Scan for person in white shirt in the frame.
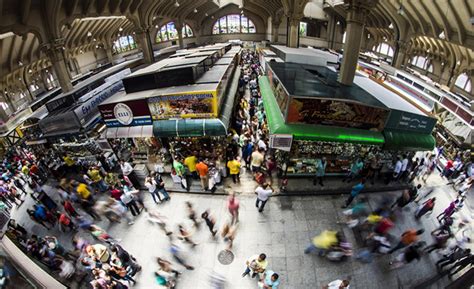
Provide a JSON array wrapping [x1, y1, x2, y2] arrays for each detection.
[[120, 160, 140, 189], [400, 155, 409, 180], [392, 157, 402, 182], [144, 176, 161, 204], [257, 138, 267, 151], [255, 183, 274, 213], [324, 279, 350, 289]]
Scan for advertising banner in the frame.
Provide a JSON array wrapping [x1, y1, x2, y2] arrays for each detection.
[[267, 68, 289, 115], [287, 97, 389, 131], [74, 81, 124, 125], [148, 91, 217, 120], [99, 99, 152, 127], [385, 110, 437, 134]]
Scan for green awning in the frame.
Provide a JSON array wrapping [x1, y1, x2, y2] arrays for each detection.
[[153, 118, 227, 137], [153, 70, 240, 138], [383, 130, 435, 151], [259, 76, 385, 145]]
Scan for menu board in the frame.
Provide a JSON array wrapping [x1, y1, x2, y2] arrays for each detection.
[[287, 97, 389, 131], [148, 91, 217, 120]]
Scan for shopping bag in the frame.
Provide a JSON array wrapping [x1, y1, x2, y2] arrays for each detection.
[[181, 177, 188, 189]]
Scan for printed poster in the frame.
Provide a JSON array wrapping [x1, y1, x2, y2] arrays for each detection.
[[148, 91, 217, 119]]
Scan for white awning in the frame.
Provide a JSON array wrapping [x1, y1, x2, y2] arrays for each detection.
[[104, 125, 153, 139]]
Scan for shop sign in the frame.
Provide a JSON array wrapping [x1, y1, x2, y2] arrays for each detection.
[[385, 110, 437, 134], [99, 99, 152, 127], [270, 134, 293, 151], [287, 97, 389, 131], [74, 81, 124, 123], [114, 103, 134, 125], [148, 91, 218, 120]]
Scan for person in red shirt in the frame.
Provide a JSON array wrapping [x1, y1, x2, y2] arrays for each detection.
[[442, 160, 453, 178], [58, 212, 76, 232], [195, 159, 209, 191], [110, 186, 122, 201], [374, 217, 394, 235], [415, 197, 436, 219], [63, 200, 79, 217]]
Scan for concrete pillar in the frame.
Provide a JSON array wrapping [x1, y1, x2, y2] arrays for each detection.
[[175, 22, 185, 49], [136, 28, 155, 64], [338, 1, 375, 86], [327, 14, 337, 49], [104, 45, 114, 65], [44, 40, 73, 92], [393, 41, 407, 69], [287, 17, 301, 48], [272, 20, 281, 43]]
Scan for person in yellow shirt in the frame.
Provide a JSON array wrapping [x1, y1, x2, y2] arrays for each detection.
[[88, 166, 108, 192], [184, 153, 198, 179], [76, 183, 91, 200], [227, 156, 241, 183]]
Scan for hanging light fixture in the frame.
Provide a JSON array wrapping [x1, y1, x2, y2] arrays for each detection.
[[87, 31, 92, 37], [174, 0, 180, 7], [119, 27, 123, 32], [194, 8, 198, 13]]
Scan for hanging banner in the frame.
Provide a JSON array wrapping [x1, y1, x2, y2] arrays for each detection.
[[148, 91, 218, 120], [99, 99, 152, 127], [287, 97, 389, 131]]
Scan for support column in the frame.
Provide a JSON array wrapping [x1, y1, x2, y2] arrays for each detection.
[[104, 44, 114, 65], [393, 41, 407, 69], [272, 20, 281, 43], [175, 22, 185, 49], [43, 40, 73, 92], [327, 14, 337, 49], [338, 0, 376, 86], [136, 28, 155, 64], [287, 17, 301, 48]]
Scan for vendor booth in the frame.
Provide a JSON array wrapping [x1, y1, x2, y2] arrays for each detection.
[[261, 60, 437, 177], [99, 44, 241, 174]]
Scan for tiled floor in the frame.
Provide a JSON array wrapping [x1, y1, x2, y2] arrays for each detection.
[[9, 172, 472, 289]]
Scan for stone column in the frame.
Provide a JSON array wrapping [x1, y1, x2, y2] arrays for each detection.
[[136, 28, 155, 64], [272, 20, 281, 43], [175, 22, 185, 49], [104, 44, 114, 65], [338, 0, 376, 86], [43, 39, 73, 92], [287, 16, 301, 48], [326, 14, 337, 49], [393, 41, 407, 69]]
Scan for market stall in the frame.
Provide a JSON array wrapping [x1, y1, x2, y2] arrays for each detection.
[[262, 59, 437, 177]]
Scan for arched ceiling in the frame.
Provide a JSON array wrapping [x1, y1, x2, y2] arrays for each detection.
[[0, 0, 472, 93]]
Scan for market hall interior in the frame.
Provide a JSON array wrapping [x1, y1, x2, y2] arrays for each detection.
[[0, 0, 473, 289]]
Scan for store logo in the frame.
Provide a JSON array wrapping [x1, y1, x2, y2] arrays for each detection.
[[114, 103, 133, 125]]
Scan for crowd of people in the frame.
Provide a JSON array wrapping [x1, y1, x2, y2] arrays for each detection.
[[0, 49, 472, 289]]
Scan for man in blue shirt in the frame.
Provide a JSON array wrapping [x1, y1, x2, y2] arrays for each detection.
[[342, 178, 365, 208], [261, 270, 280, 289]]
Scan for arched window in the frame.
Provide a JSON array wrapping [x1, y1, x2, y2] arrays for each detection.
[[374, 42, 394, 57], [212, 14, 256, 34], [455, 72, 472, 92], [156, 22, 194, 43], [113, 35, 137, 54], [410, 56, 431, 71]]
